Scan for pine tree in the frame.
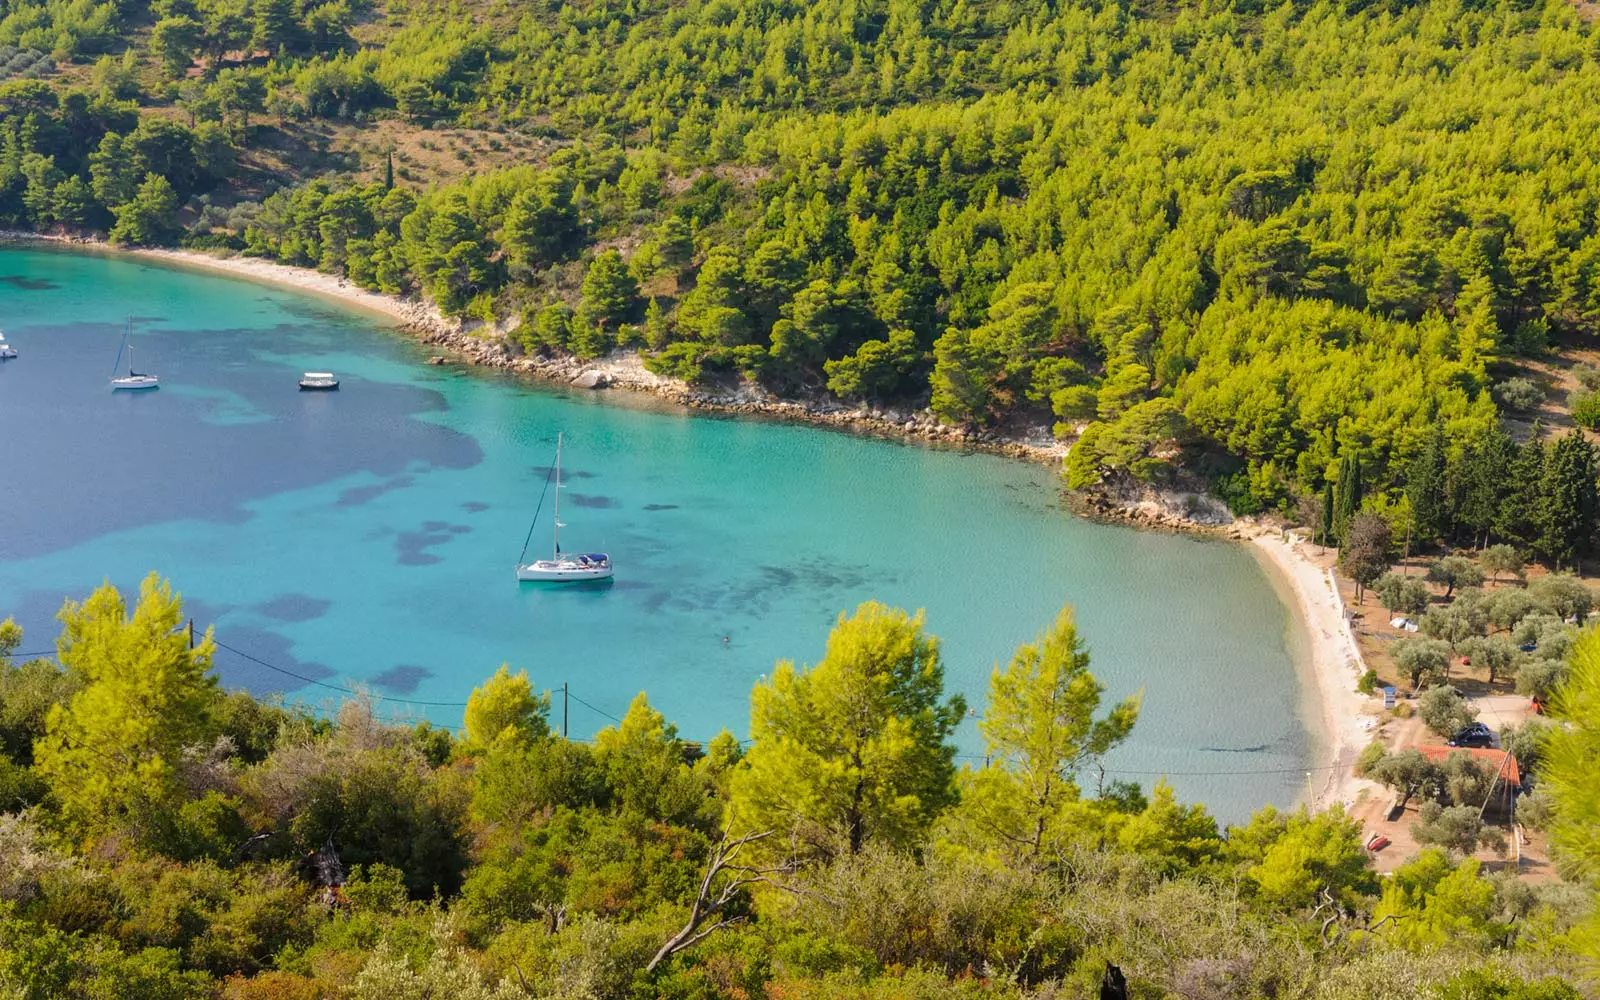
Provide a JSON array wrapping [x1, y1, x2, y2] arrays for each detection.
[[945, 608, 1140, 865], [35, 575, 219, 845], [727, 602, 966, 861], [250, 0, 296, 53]]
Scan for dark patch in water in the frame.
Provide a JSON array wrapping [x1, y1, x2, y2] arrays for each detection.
[[702, 559, 877, 617], [462, 501, 489, 513], [372, 664, 432, 695], [209, 626, 336, 695], [395, 522, 467, 565], [566, 493, 615, 509], [1200, 744, 1271, 754], [254, 594, 332, 623], [0, 275, 58, 291], [1, 301, 483, 563], [643, 503, 679, 511], [338, 476, 414, 507], [530, 465, 596, 479]]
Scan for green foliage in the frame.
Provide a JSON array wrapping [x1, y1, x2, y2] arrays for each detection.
[[1482, 545, 1525, 586], [1428, 557, 1485, 599], [1413, 802, 1504, 858], [1, 578, 1592, 996], [729, 601, 965, 860], [1495, 378, 1544, 413], [1569, 390, 1600, 431], [593, 692, 704, 824], [1543, 627, 1600, 964], [944, 607, 1139, 866], [1224, 806, 1376, 910], [108, 173, 180, 246], [1419, 686, 1478, 738], [1396, 639, 1453, 690], [462, 665, 549, 750], [34, 574, 219, 847], [1339, 513, 1392, 599], [1375, 571, 1430, 619]]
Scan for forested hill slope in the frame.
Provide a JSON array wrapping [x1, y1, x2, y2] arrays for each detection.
[[4, 0, 1600, 508]]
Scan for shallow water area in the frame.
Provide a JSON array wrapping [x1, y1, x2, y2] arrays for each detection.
[[0, 245, 1312, 821]]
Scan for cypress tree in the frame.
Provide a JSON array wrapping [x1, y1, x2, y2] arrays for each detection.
[[1497, 439, 1542, 548], [1459, 427, 1512, 549], [1538, 432, 1599, 571], [1407, 427, 1449, 545], [1334, 452, 1363, 544], [384, 150, 394, 191], [1321, 486, 1334, 548]]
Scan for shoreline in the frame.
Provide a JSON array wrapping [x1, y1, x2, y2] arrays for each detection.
[[1245, 527, 1381, 813], [3, 232, 1372, 809], [1, 232, 1070, 467]]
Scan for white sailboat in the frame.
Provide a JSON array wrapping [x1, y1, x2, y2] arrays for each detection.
[[110, 318, 158, 390], [516, 433, 613, 582], [0, 331, 15, 359]]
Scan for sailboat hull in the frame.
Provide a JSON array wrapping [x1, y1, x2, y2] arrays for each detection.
[[517, 560, 613, 582], [111, 376, 160, 390]]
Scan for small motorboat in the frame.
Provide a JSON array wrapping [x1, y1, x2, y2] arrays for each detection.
[[298, 372, 340, 391], [0, 337, 15, 359]]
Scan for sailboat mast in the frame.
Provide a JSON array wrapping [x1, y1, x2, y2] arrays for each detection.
[[552, 432, 563, 557]]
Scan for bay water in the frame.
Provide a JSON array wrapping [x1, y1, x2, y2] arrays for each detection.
[[0, 245, 1312, 821]]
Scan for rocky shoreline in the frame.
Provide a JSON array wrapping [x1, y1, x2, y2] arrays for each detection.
[[414, 326, 1070, 466], [5, 232, 1248, 534]]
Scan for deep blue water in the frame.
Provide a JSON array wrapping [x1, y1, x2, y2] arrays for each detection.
[[0, 246, 1313, 821]]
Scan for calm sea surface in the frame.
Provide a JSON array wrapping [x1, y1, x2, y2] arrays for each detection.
[[0, 245, 1312, 821]]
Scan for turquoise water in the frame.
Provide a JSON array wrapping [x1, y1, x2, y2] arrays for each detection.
[[0, 246, 1311, 821]]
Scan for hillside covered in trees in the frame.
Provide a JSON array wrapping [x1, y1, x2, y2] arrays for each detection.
[[2, 576, 1599, 998], [3, 0, 1600, 512]]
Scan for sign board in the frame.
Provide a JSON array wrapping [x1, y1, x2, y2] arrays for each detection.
[[1383, 686, 1397, 710]]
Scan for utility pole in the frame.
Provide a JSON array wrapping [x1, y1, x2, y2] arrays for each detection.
[[187, 618, 195, 650], [562, 682, 568, 740]]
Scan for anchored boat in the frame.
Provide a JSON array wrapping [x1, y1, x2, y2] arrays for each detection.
[[516, 433, 613, 582], [110, 318, 158, 390], [299, 372, 340, 391]]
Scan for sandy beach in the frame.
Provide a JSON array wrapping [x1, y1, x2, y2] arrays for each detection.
[[1248, 529, 1381, 812], [132, 247, 459, 335]]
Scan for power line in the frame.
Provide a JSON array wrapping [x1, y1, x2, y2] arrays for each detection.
[[567, 690, 622, 723], [15, 638, 1349, 779], [211, 639, 470, 708]]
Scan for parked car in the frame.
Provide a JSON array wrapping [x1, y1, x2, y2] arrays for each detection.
[[1448, 723, 1496, 748]]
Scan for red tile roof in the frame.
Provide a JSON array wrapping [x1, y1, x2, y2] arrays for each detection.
[[1418, 745, 1520, 786]]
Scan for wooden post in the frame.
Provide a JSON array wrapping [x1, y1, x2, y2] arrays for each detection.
[[562, 682, 569, 740]]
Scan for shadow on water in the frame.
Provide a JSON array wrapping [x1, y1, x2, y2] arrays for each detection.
[[0, 317, 483, 561], [372, 664, 433, 695], [0, 275, 58, 291]]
